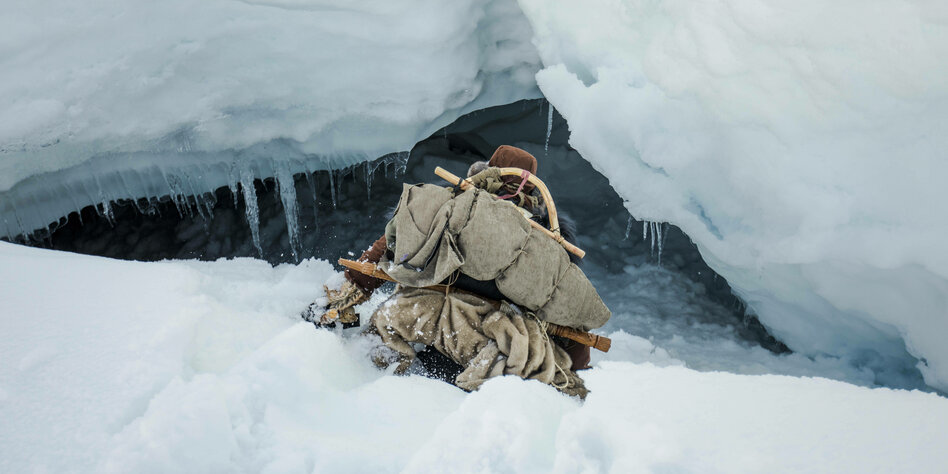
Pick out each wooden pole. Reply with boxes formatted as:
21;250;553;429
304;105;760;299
339;258;611;353
434;166;586;259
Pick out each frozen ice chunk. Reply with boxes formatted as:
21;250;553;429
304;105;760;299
519;0;948;390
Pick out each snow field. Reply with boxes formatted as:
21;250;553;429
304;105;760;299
0;243;332;471
2;243;947;473
517;0;948;390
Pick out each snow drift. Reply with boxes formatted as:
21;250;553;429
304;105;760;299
0;0;540;242
2;242;947;472
517;0;948;390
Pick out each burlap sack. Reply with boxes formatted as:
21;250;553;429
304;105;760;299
371;287;587;398
381;183;610;331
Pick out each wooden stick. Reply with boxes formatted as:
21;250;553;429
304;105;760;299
546;325;611;353
434;166;586;259
340;258;611;352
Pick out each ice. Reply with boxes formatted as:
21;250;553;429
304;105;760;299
328;169;338;209
274;164;301;262
2;242;947;472
303;171;320;231
365;161;373;202
518;0;948;390
544;101;553;155
0;0;541;238
239;167;263;258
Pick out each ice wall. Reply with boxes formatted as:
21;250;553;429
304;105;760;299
517;0;948;389
0;0;541;240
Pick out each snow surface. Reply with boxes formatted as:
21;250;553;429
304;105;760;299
0;0;540;240
3;2;948;471
3;242;948;473
0;0;539;188
517;0;948;390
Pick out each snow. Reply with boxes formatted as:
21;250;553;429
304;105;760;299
4;1;948;468
588;264;901;388
517;0;948;390
3;242;948;472
0;0;540;240
6;0;946;396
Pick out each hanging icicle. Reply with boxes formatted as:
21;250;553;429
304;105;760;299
275;164;302;262
239;167;263;258
545;101;554;155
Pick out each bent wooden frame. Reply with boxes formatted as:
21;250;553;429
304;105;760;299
434;166;586;259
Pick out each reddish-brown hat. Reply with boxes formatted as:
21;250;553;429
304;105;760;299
489;145;537;174
488;145;538;192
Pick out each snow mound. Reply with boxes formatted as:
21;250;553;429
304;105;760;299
517;0;948;390
2;243;948;472
0;0;539;189
0;0;540;240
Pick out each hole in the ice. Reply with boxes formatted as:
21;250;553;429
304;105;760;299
2;98;788;355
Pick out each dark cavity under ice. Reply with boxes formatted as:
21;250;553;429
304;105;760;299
5;99;789;356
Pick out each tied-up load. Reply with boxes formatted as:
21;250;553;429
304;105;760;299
381;182;611;332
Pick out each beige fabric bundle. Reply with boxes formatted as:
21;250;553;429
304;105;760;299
381;183;610;331
371;287;587;398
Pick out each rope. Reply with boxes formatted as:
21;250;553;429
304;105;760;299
497;169;531;200
533;317;572;390
443;270;460;296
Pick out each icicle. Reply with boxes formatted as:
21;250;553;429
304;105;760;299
202;192;216;219
191;175;215;221
184;175;208;223
116;171;143;214
545;101;553;155
161;171;187;219
1;215;11;242
9;196;27;240
275;165;301;262
99;200;114;225
134;169;151;205
155;197;164;217
239;167;263;258
194;194;209;222
365;161;372;201
130;196;145;215
328;169;337;209
624;215;634;240
657;223;665;265
227;166;240;209
304;171;319;231
92;174;115;225
649;222;657;255
394;151;409;176
62;181;84;226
